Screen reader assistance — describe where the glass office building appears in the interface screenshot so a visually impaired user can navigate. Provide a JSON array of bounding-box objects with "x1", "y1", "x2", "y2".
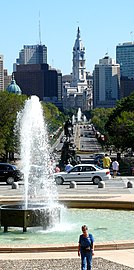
[
  {"x1": 116, "y1": 42, "x2": 134, "y2": 79},
  {"x1": 16, "y1": 44, "x2": 47, "y2": 66},
  {"x1": 93, "y1": 56, "x2": 120, "y2": 108}
]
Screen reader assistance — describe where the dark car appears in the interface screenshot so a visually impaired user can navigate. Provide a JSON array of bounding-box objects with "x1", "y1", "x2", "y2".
[{"x1": 0, "y1": 163, "x2": 23, "y2": 185}]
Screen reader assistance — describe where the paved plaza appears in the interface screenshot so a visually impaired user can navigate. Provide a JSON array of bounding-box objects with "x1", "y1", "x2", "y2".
[{"x1": 0, "y1": 176, "x2": 134, "y2": 269}]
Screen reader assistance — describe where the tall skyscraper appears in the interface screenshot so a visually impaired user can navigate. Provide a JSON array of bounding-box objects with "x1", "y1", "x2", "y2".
[
  {"x1": 116, "y1": 42, "x2": 134, "y2": 79},
  {"x1": 0, "y1": 55, "x2": 4, "y2": 91},
  {"x1": 116, "y1": 42, "x2": 134, "y2": 97},
  {"x1": 15, "y1": 44, "x2": 47, "y2": 68},
  {"x1": 93, "y1": 56, "x2": 120, "y2": 108}
]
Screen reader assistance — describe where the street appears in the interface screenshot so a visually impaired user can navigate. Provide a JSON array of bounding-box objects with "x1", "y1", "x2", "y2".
[{"x1": 0, "y1": 176, "x2": 134, "y2": 196}]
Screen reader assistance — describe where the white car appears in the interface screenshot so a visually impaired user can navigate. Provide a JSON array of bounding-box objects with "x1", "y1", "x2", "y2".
[{"x1": 54, "y1": 164, "x2": 111, "y2": 185}]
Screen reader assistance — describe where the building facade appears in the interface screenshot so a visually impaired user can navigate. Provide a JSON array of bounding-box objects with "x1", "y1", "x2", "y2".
[
  {"x1": 14, "y1": 44, "x2": 47, "y2": 70},
  {"x1": 93, "y1": 56, "x2": 120, "y2": 108},
  {"x1": 14, "y1": 64, "x2": 62, "y2": 103},
  {"x1": 116, "y1": 42, "x2": 134, "y2": 79},
  {"x1": 63, "y1": 27, "x2": 92, "y2": 111},
  {"x1": 116, "y1": 42, "x2": 134, "y2": 97},
  {"x1": 0, "y1": 55, "x2": 4, "y2": 91},
  {"x1": 4, "y1": 69, "x2": 11, "y2": 90}
]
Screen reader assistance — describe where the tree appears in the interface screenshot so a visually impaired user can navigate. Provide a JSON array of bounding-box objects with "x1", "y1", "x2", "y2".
[
  {"x1": 0, "y1": 91, "x2": 27, "y2": 160},
  {"x1": 41, "y1": 102, "x2": 66, "y2": 133},
  {"x1": 105, "y1": 92, "x2": 134, "y2": 152},
  {"x1": 0, "y1": 93, "x2": 66, "y2": 161},
  {"x1": 91, "y1": 108, "x2": 113, "y2": 134}
]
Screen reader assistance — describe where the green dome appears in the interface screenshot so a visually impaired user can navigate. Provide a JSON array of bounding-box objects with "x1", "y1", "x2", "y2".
[{"x1": 7, "y1": 78, "x2": 22, "y2": 95}]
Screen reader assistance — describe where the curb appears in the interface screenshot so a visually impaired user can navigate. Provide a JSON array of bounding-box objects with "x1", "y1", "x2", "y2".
[{"x1": 0, "y1": 241, "x2": 134, "y2": 253}]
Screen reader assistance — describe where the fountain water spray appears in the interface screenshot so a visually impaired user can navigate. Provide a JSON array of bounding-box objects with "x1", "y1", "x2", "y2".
[
  {"x1": 72, "y1": 114, "x2": 76, "y2": 125},
  {"x1": 83, "y1": 115, "x2": 87, "y2": 123},
  {"x1": 15, "y1": 95, "x2": 58, "y2": 208},
  {"x1": 77, "y1": 108, "x2": 82, "y2": 122},
  {"x1": 1, "y1": 96, "x2": 60, "y2": 232}
]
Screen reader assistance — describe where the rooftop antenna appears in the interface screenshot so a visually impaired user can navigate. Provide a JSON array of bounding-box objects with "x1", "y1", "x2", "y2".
[
  {"x1": 39, "y1": 11, "x2": 42, "y2": 45},
  {"x1": 130, "y1": 31, "x2": 133, "y2": 43},
  {"x1": 105, "y1": 48, "x2": 108, "y2": 56},
  {"x1": 52, "y1": 59, "x2": 54, "y2": 68},
  {"x1": 76, "y1": 20, "x2": 79, "y2": 30},
  {"x1": 76, "y1": 21, "x2": 80, "y2": 38}
]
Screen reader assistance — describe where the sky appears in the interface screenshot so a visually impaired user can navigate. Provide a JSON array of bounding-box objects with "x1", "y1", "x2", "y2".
[{"x1": 0, "y1": 0, "x2": 134, "y2": 75}]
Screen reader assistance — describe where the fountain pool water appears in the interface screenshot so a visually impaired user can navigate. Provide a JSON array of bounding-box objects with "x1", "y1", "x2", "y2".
[
  {"x1": 1, "y1": 96, "x2": 60, "y2": 232},
  {"x1": 0, "y1": 208, "x2": 134, "y2": 244}
]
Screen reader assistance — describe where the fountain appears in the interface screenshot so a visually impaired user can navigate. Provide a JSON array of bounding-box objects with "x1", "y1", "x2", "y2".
[
  {"x1": 0, "y1": 208, "x2": 134, "y2": 244},
  {"x1": 72, "y1": 114, "x2": 76, "y2": 125},
  {"x1": 0, "y1": 96, "x2": 134, "y2": 247},
  {"x1": 83, "y1": 115, "x2": 87, "y2": 122},
  {"x1": 77, "y1": 108, "x2": 82, "y2": 122},
  {"x1": 1, "y1": 96, "x2": 60, "y2": 232}
]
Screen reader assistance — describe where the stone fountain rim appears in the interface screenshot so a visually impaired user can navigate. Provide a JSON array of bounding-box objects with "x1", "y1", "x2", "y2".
[
  {"x1": 0, "y1": 194, "x2": 134, "y2": 210},
  {"x1": 0, "y1": 240, "x2": 134, "y2": 253},
  {"x1": 0, "y1": 203, "x2": 60, "y2": 210}
]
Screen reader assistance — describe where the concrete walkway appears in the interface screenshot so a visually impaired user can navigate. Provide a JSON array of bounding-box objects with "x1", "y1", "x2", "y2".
[
  {"x1": 95, "y1": 249, "x2": 134, "y2": 268},
  {"x1": 0, "y1": 249, "x2": 133, "y2": 268},
  {"x1": 0, "y1": 178, "x2": 134, "y2": 268}
]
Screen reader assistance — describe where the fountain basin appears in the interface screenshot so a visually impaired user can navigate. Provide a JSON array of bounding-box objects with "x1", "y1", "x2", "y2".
[
  {"x1": 1, "y1": 204, "x2": 61, "y2": 232},
  {"x1": 0, "y1": 207, "x2": 134, "y2": 245}
]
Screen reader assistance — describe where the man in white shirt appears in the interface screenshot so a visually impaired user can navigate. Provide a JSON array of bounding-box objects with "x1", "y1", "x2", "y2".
[{"x1": 112, "y1": 158, "x2": 119, "y2": 178}]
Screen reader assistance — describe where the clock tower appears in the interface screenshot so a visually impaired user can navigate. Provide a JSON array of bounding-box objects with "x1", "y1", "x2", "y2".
[{"x1": 71, "y1": 27, "x2": 87, "y2": 92}]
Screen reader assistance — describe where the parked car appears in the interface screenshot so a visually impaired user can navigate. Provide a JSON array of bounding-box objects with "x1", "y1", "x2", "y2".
[
  {"x1": 53, "y1": 164, "x2": 111, "y2": 185},
  {"x1": 0, "y1": 163, "x2": 23, "y2": 185}
]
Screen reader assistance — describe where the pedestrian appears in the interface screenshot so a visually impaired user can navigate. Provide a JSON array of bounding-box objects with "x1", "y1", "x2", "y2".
[
  {"x1": 54, "y1": 165, "x2": 60, "y2": 173},
  {"x1": 96, "y1": 157, "x2": 103, "y2": 168},
  {"x1": 78, "y1": 225, "x2": 95, "y2": 270},
  {"x1": 65, "y1": 161, "x2": 73, "y2": 172},
  {"x1": 112, "y1": 158, "x2": 119, "y2": 178},
  {"x1": 103, "y1": 154, "x2": 111, "y2": 169}
]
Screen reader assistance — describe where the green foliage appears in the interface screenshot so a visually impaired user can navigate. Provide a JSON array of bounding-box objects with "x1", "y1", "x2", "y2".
[
  {"x1": 0, "y1": 91, "x2": 27, "y2": 159},
  {"x1": 91, "y1": 108, "x2": 113, "y2": 134},
  {"x1": 41, "y1": 102, "x2": 66, "y2": 132},
  {"x1": 105, "y1": 92, "x2": 134, "y2": 151},
  {"x1": 90, "y1": 92, "x2": 134, "y2": 152},
  {"x1": 64, "y1": 108, "x2": 77, "y2": 118},
  {"x1": 106, "y1": 91, "x2": 134, "y2": 125},
  {"x1": 0, "y1": 94, "x2": 66, "y2": 160}
]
